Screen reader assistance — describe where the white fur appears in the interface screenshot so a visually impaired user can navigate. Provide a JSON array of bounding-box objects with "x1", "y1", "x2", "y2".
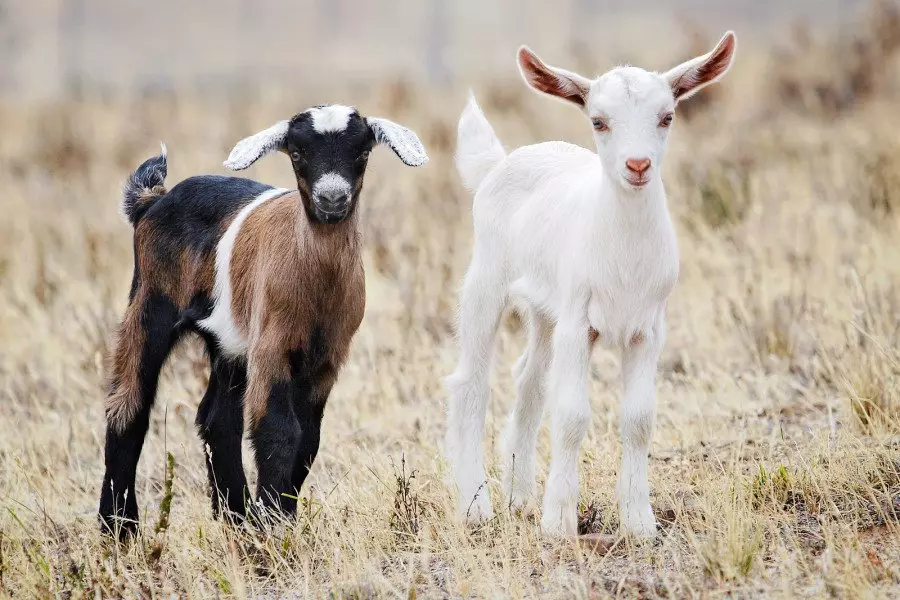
[
  {"x1": 446, "y1": 35, "x2": 735, "y2": 538},
  {"x1": 368, "y1": 117, "x2": 429, "y2": 167},
  {"x1": 199, "y1": 187, "x2": 290, "y2": 357},
  {"x1": 309, "y1": 105, "x2": 355, "y2": 133},
  {"x1": 312, "y1": 172, "x2": 352, "y2": 200},
  {"x1": 224, "y1": 121, "x2": 289, "y2": 170}
]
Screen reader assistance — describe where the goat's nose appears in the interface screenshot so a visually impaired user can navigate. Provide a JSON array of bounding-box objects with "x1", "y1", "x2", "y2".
[
  {"x1": 316, "y1": 189, "x2": 349, "y2": 206},
  {"x1": 625, "y1": 158, "x2": 651, "y2": 175}
]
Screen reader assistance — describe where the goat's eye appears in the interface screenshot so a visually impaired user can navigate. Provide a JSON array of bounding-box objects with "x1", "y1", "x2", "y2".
[
  {"x1": 357, "y1": 151, "x2": 370, "y2": 162},
  {"x1": 659, "y1": 113, "x2": 674, "y2": 128},
  {"x1": 290, "y1": 151, "x2": 303, "y2": 162},
  {"x1": 592, "y1": 118, "x2": 609, "y2": 132}
]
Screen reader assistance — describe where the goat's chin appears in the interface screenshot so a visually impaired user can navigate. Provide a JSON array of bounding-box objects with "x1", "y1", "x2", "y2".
[
  {"x1": 312, "y1": 207, "x2": 350, "y2": 224},
  {"x1": 620, "y1": 175, "x2": 651, "y2": 192}
]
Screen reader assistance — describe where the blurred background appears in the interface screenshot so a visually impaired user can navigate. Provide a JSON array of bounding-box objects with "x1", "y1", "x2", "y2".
[{"x1": 2, "y1": 0, "x2": 866, "y2": 98}]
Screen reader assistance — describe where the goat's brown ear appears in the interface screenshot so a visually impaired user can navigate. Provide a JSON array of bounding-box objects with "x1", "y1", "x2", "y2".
[
  {"x1": 223, "y1": 120, "x2": 289, "y2": 170},
  {"x1": 663, "y1": 31, "x2": 737, "y2": 103},
  {"x1": 517, "y1": 46, "x2": 591, "y2": 108}
]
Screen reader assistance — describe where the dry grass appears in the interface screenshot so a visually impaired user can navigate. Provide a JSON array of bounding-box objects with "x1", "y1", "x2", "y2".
[{"x1": 2, "y1": 8, "x2": 900, "y2": 599}]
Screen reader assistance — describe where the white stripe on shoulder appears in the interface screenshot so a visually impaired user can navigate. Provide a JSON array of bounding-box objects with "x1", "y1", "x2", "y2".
[{"x1": 198, "y1": 187, "x2": 289, "y2": 357}]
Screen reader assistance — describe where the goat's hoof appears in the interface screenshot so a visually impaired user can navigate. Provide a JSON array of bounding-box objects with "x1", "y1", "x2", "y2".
[
  {"x1": 540, "y1": 510, "x2": 578, "y2": 538},
  {"x1": 620, "y1": 506, "x2": 658, "y2": 539},
  {"x1": 98, "y1": 512, "x2": 139, "y2": 542}
]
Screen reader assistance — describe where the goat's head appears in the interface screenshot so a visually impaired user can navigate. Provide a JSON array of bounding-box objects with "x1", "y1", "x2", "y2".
[
  {"x1": 224, "y1": 105, "x2": 428, "y2": 224},
  {"x1": 517, "y1": 32, "x2": 736, "y2": 192}
]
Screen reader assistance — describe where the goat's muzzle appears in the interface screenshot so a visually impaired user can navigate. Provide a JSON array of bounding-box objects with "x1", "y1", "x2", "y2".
[{"x1": 624, "y1": 157, "x2": 652, "y2": 188}]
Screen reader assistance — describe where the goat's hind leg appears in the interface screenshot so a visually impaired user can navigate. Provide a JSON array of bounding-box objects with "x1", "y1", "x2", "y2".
[
  {"x1": 99, "y1": 291, "x2": 180, "y2": 538},
  {"x1": 196, "y1": 352, "x2": 250, "y2": 522},
  {"x1": 501, "y1": 310, "x2": 552, "y2": 512},
  {"x1": 445, "y1": 260, "x2": 506, "y2": 523}
]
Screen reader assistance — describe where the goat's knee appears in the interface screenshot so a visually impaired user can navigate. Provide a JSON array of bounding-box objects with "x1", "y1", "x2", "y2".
[{"x1": 541, "y1": 394, "x2": 591, "y2": 536}]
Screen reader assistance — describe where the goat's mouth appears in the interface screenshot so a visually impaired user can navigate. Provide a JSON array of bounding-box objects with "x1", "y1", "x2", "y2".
[
  {"x1": 312, "y1": 204, "x2": 350, "y2": 223},
  {"x1": 623, "y1": 175, "x2": 650, "y2": 190}
]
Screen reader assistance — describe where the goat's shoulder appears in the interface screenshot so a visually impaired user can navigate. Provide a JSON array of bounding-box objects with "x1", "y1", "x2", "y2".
[{"x1": 233, "y1": 191, "x2": 299, "y2": 278}]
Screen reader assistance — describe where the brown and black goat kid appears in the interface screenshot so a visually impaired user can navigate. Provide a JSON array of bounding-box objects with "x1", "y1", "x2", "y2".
[{"x1": 99, "y1": 105, "x2": 428, "y2": 537}]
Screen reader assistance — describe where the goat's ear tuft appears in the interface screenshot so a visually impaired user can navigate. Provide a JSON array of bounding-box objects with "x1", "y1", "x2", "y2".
[
  {"x1": 663, "y1": 31, "x2": 737, "y2": 103},
  {"x1": 517, "y1": 45, "x2": 591, "y2": 108},
  {"x1": 223, "y1": 120, "x2": 289, "y2": 170},
  {"x1": 368, "y1": 117, "x2": 429, "y2": 167}
]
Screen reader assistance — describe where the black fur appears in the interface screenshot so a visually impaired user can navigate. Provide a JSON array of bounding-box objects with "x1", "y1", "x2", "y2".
[
  {"x1": 122, "y1": 150, "x2": 168, "y2": 226},
  {"x1": 250, "y1": 329, "x2": 334, "y2": 518},
  {"x1": 144, "y1": 176, "x2": 273, "y2": 256},
  {"x1": 251, "y1": 380, "x2": 303, "y2": 514},
  {"x1": 195, "y1": 349, "x2": 249, "y2": 520},
  {"x1": 285, "y1": 110, "x2": 375, "y2": 225}
]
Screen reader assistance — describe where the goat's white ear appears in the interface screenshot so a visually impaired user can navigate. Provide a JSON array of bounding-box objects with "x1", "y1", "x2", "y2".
[
  {"x1": 368, "y1": 117, "x2": 429, "y2": 167},
  {"x1": 663, "y1": 31, "x2": 737, "y2": 103},
  {"x1": 223, "y1": 120, "x2": 290, "y2": 170},
  {"x1": 517, "y1": 46, "x2": 591, "y2": 108}
]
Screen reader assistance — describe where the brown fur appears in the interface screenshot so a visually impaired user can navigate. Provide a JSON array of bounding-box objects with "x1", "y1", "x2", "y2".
[
  {"x1": 229, "y1": 191, "x2": 366, "y2": 427},
  {"x1": 105, "y1": 296, "x2": 147, "y2": 432},
  {"x1": 105, "y1": 221, "x2": 222, "y2": 434}
]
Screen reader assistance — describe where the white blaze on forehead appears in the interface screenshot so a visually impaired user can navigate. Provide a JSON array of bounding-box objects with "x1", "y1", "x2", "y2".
[
  {"x1": 308, "y1": 105, "x2": 356, "y2": 134},
  {"x1": 313, "y1": 172, "x2": 352, "y2": 198},
  {"x1": 198, "y1": 187, "x2": 290, "y2": 358}
]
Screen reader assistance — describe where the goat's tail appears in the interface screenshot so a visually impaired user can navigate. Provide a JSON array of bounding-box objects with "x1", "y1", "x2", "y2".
[
  {"x1": 122, "y1": 143, "x2": 168, "y2": 226},
  {"x1": 455, "y1": 93, "x2": 506, "y2": 192}
]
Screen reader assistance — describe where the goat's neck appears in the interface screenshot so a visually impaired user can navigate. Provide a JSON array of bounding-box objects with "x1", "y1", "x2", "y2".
[
  {"x1": 599, "y1": 170, "x2": 669, "y2": 225},
  {"x1": 293, "y1": 207, "x2": 362, "y2": 264}
]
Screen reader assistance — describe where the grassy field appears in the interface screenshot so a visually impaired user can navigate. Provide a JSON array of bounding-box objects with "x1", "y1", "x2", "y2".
[{"x1": 1, "y1": 5, "x2": 899, "y2": 598}]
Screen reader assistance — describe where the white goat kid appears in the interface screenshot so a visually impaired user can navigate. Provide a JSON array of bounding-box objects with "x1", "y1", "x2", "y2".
[{"x1": 446, "y1": 32, "x2": 737, "y2": 538}]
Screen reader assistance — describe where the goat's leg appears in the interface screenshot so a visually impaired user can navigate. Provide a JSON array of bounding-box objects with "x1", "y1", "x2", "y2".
[
  {"x1": 617, "y1": 323, "x2": 665, "y2": 538},
  {"x1": 196, "y1": 354, "x2": 249, "y2": 521},
  {"x1": 445, "y1": 261, "x2": 506, "y2": 523},
  {"x1": 249, "y1": 378, "x2": 302, "y2": 517},
  {"x1": 501, "y1": 310, "x2": 553, "y2": 511},
  {"x1": 541, "y1": 313, "x2": 591, "y2": 537},
  {"x1": 243, "y1": 334, "x2": 301, "y2": 518},
  {"x1": 289, "y1": 368, "x2": 333, "y2": 498},
  {"x1": 99, "y1": 291, "x2": 180, "y2": 538}
]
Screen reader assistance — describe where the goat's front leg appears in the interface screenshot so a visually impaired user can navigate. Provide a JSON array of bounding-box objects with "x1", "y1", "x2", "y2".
[
  {"x1": 245, "y1": 339, "x2": 302, "y2": 517},
  {"x1": 617, "y1": 321, "x2": 665, "y2": 538},
  {"x1": 541, "y1": 310, "x2": 591, "y2": 537},
  {"x1": 290, "y1": 370, "x2": 333, "y2": 494}
]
